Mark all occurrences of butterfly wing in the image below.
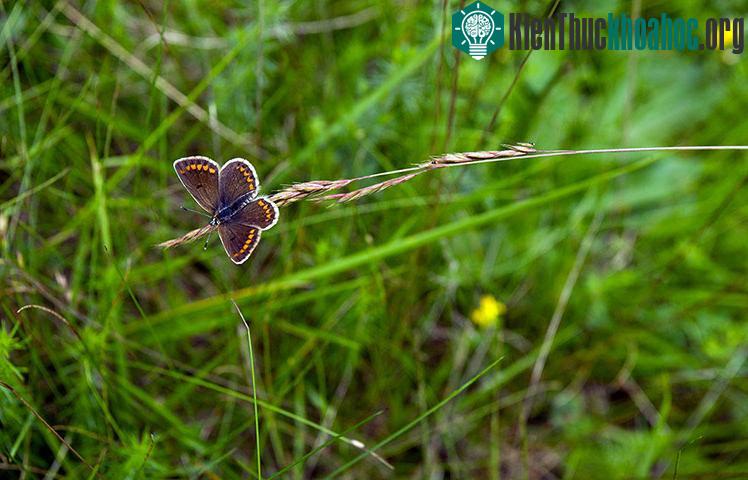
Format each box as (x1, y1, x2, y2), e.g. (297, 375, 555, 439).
(219, 158, 259, 207)
(218, 222, 262, 264)
(173, 156, 220, 213)
(216, 197, 278, 264)
(238, 197, 279, 230)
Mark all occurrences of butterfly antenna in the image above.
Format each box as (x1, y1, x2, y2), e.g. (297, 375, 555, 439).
(203, 229, 213, 250)
(180, 205, 211, 218)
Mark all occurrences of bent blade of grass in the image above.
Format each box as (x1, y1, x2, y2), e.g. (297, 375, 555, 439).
(324, 357, 503, 478)
(137, 156, 658, 332)
(234, 301, 263, 480)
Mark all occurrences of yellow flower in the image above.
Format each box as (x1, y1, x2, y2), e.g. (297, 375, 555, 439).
(724, 29, 734, 48)
(470, 295, 506, 328)
(721, 27, 738, 65)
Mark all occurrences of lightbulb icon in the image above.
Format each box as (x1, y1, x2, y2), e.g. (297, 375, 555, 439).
(454, 2, 502, 60)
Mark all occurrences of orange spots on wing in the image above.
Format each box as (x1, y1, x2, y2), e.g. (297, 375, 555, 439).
(255, 200, 274, 221)
(181, 162, 217, 174)
(237, 166, 255, 189)
(182, 163, 216, 173)
(237, 230, 257, 255)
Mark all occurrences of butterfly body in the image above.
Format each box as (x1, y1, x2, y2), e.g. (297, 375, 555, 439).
(212, 192, 256, 225)
(174, 156, 279, 264)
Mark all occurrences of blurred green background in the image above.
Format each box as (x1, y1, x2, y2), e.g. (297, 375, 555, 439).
(1, 0, 747, 478)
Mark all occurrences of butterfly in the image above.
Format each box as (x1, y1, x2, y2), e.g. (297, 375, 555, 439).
(173, 156, 279, 264)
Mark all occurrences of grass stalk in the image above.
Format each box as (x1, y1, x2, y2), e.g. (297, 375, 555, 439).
(234, 301, 263, 480)
(160, 144, 748, 248)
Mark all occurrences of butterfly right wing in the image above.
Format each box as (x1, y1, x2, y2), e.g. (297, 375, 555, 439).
(218, 222, 262, 264)
(233, 197, 279, 230)
(174, 156, 220, 213)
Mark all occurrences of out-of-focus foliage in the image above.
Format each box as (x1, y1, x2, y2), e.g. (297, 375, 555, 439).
(1, 1, 747, 478)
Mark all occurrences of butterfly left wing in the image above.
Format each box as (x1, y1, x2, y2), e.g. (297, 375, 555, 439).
(218, 222, 262, 264)
(173, 156, 220, 213)
(219, 158, 260, 207)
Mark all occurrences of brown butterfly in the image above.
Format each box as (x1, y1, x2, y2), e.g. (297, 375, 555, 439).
(173, 156, 279, 264)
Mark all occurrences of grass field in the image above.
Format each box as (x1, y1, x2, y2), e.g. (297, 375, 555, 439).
(1, 1, 747, 478)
